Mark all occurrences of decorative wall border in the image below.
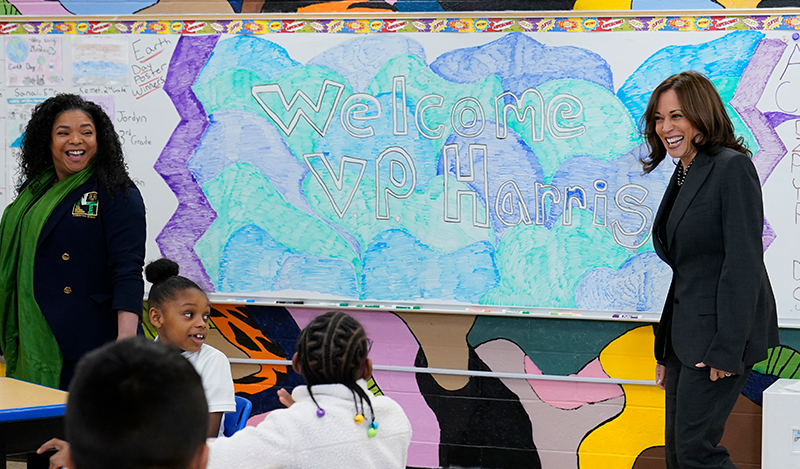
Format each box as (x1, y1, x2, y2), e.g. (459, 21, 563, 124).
(1, 15, 800, 35)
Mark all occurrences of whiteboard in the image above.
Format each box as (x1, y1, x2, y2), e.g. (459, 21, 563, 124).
(1, 15, 799, 323)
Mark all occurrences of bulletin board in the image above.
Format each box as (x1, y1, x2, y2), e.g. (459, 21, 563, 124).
(2, 12, 799, 323)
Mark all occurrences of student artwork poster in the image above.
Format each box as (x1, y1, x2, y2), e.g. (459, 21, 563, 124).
(2, 20, 799, 321)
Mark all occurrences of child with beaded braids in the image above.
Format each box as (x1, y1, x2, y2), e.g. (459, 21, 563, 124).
(206, 311, 412, 469)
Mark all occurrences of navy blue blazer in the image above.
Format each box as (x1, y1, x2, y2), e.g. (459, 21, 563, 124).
(652, 148, 779, 374)
(34, 175, 146, 362)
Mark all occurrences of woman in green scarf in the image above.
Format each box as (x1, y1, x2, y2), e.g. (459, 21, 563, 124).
(0, 94, 146, 390)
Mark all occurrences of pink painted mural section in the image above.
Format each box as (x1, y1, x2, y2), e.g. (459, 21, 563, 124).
(288, 308, 440, 468)
(525, 356, 623, 410)
(475, 339, 626, 469)
(9, 0, 70, 14)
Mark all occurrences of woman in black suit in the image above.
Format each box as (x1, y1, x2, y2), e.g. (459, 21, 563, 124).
(642, 71, 779, 468)
(0, 94, 146, 390)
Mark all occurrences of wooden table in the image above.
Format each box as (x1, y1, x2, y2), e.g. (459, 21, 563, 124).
(0, 378, 67, 469)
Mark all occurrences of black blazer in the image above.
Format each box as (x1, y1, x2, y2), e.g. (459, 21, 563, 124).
(33, 175, 146, 362)
(652, 148, 779, 374)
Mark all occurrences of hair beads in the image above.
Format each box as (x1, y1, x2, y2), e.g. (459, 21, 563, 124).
(296, 312, 379, 437)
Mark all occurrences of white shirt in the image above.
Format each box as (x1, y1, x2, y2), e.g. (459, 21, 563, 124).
(181, 343, 236, 415)
(207, 380, 412, 469)
(155, 337, 236, 437)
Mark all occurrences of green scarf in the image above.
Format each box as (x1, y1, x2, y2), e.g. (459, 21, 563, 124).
(0, 166, 94, 387)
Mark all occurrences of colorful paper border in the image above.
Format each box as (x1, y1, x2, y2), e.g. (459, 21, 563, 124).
(2, 15, 800, 35)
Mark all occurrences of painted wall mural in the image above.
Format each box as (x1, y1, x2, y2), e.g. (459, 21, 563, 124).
(7, 0, 800, 15)
(172, 29, 678, 311)
(202, 304, 800, 468)
(3, 17, 798, 318)
(151, 25, 795, 321)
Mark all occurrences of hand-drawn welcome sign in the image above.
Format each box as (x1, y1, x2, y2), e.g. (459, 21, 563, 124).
(3, 15, 799, 320)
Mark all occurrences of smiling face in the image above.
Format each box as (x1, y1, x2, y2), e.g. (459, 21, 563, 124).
(654, 89, 700, 162)
(149, 289, 210, 353)
(50, 109, 98, 181)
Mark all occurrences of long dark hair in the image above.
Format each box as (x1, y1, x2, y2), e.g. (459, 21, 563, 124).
(18, 93, 130, 195)
(295, 312, 375, 422)
(640, 71, 751, 173)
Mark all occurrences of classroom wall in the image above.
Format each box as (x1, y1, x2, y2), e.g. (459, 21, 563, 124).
(199, 304, 800, 469)
(4, 0, 800, 15)
(0, 6, 797, 469)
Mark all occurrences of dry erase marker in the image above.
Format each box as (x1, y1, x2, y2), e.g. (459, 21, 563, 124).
(276, 300, 304, 305)
(612, 314, 639, 319)
(226, 298, 255, 303)
(467, 307, 492, 312)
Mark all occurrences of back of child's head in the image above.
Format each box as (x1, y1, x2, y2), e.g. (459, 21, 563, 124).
(66, 337, 208, 469)
(295, 312, 375, 426)
(146, 258, 205, 308)
(296, 311, 369, 387)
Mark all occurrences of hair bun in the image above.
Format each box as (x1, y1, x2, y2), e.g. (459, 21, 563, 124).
(145, 258, 180, 285)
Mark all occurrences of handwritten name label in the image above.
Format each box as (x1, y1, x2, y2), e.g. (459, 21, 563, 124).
(79, 86, 128, 95)
(13, 87, 57, 98)
(117, 110, 147, 124)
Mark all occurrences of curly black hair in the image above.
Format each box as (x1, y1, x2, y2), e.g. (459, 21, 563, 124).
(18, 93, 130, 196)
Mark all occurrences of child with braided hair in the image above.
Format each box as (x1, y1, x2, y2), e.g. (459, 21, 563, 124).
(206, 311, 412, 469)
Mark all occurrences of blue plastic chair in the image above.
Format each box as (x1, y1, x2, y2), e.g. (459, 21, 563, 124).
(223, 395, 252, 437)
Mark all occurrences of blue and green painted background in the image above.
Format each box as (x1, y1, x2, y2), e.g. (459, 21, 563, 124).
(158, 30, 774, 315)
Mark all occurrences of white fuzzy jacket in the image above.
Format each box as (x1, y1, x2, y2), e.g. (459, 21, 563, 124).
(207, 380, 412, 469)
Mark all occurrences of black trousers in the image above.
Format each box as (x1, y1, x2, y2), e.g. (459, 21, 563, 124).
(664, 344, 750, 469)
